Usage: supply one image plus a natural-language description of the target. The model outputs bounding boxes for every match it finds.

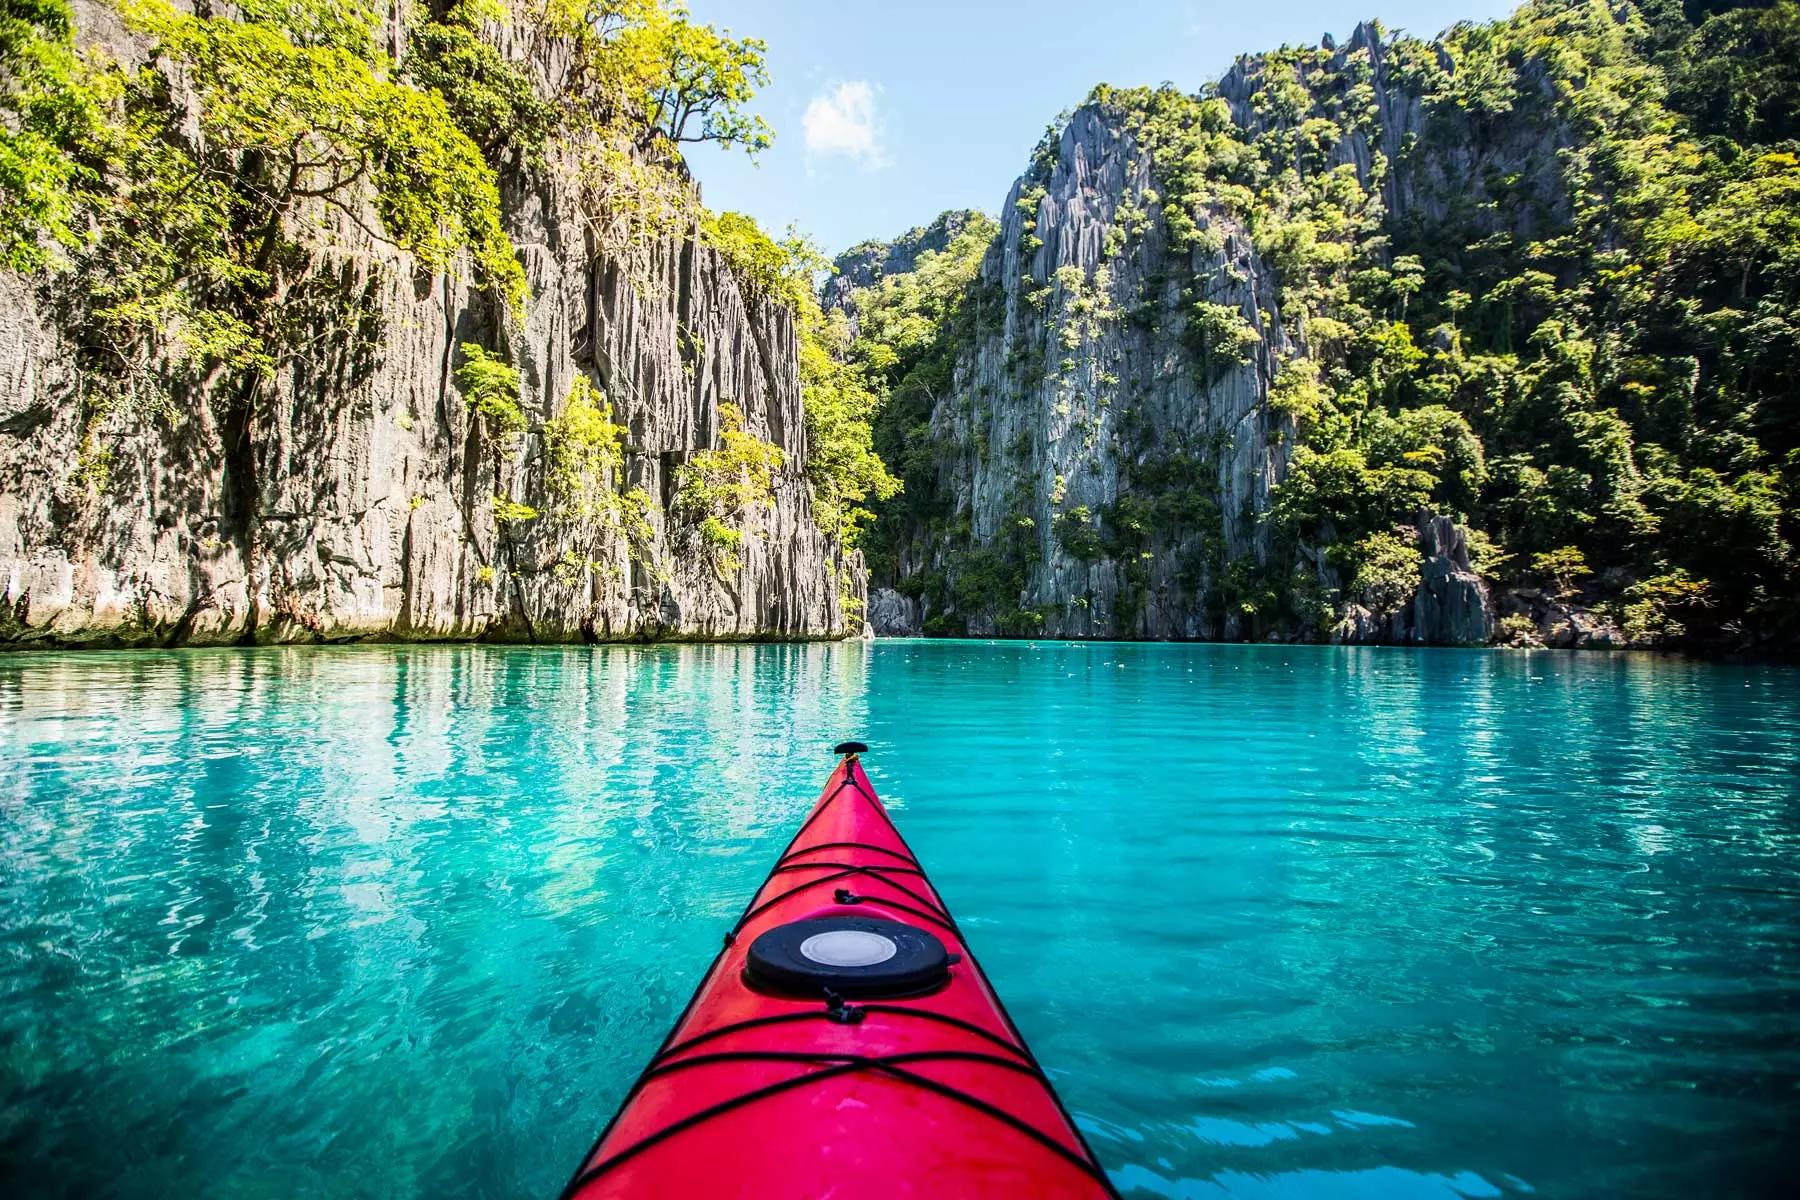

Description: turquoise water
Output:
[2,643,1797,1199]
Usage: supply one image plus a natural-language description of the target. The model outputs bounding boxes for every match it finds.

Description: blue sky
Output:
[682,0,1521,257]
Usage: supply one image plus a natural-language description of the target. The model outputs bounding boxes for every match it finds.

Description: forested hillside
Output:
[829,0,1799,653]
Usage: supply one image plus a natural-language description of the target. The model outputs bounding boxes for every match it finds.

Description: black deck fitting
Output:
[834,741,869,756]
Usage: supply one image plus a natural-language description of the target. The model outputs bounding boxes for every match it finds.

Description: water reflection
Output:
[1,644,875,1198]
[2,642,1797,1199]
[855,643,1800,1199]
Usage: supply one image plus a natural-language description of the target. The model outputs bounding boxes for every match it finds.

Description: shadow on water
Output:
[1,642,1796,1198]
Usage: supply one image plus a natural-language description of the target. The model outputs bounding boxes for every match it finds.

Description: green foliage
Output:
[701,210,821,305]
[543,376,624,500]
[1185,300,1261,380]
[1530,545,1592,597]
[1268,359,1327,427]
[0,0,782,491]
[687,207,903,551]
[1667,0,1800,143]
[1362,405,1488,516]
[674,402,784,574]
[527,0,771,161]
[1495,612,1540,646]
[455,344,525,437]
[837,211,1002,577]
[940,504,1046,635]
[543,0,773,258]
[0,0,539,465]
[1347,530,1424,616]
[797,292,900,544]
[0,0,85,270]
[492,496,540,523]
[698,515,743,560]
[404,2,557,161]
[542,375,654,555]
[1177,0,1800,646]
[136,0,527,309]
[1273,445,1435,542]
[1642,462,1786,602]
[1,0,70,56]
[1613,568,1711,644]
[599,0,771,154]
[1465,527,1513,577]
[1053,505,1104,561]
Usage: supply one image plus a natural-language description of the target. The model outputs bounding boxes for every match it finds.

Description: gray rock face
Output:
[1218,22,1566,241]
[865,587,921,637]
[865,21,1521,644]
[1332,604,1387,645]
[1332,514,1493,646]
[0,12,862,648]
[912,103,1291,640]
[1412,516,1493,646]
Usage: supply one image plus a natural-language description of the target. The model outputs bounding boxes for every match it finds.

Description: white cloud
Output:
[802,81,889,170]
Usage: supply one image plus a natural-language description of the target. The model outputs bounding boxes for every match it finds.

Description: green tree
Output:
[798,296,901,544]
[1531,546,1592,597]
[0,0,88,269]
[1669,0,1800,142]
[674,402,785,575]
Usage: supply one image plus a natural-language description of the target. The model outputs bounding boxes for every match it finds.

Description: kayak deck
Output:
[561,751,1117,1198]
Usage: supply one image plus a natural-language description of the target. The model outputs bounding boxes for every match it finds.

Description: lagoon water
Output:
[1,642,1797,1198]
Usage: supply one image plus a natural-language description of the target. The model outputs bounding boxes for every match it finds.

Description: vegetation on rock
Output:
[0,0,891,641]
[823,0,1800,653]
[674,402,784,575]
[832,213,1002,586]
[5,0,1796,651]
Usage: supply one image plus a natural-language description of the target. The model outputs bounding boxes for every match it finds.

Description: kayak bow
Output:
[561,743,1118,1199]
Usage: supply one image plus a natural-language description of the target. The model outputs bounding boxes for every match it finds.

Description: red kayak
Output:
[560,743,1118,1198]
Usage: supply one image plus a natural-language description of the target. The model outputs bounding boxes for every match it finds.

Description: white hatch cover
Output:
[798,928,898,968]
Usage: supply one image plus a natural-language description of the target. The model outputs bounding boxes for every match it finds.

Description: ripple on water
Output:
[1,642,1797,1199]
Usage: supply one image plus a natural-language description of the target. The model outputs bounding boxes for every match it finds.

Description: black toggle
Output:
[823,989,867,1024]
[745,916,953,999]
[833,741,869,756]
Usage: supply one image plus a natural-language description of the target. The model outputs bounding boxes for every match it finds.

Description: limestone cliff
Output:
[931,105,1292,640]
[850,22,1511,644]
[0,4,862,647]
